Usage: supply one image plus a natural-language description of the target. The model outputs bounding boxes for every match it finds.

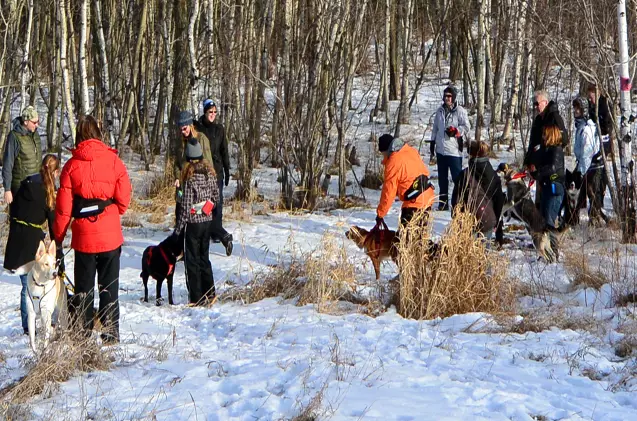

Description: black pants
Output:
[73,247,121,340]
[579,168,608,223]
[210,178,231,244]
[185,220,215,304]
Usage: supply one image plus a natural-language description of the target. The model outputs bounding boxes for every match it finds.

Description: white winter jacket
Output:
[431,103,471,158]
[574,117,602,174]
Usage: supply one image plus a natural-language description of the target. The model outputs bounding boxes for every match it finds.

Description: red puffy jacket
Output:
[53,139,132,253]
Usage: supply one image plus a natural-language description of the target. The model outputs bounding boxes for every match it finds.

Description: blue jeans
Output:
[436,154,463,209]
[540,183,564,229]
[20,274,28,331]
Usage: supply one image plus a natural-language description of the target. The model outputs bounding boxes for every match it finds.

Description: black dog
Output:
[141,233,182,306]
[563,169,584,227]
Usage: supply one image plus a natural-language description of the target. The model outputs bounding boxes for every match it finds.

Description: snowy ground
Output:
[1,75,637,420]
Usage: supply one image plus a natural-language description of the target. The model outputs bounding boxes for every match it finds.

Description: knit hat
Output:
[203,99,216,113]
[177,111,193,127]
[21,106,38,122]
[443,85,458,103]
[378,134,394,152]
[572,96,589,119]
[185,138,203,161]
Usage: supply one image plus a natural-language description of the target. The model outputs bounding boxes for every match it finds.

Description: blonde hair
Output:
[40,154,60,210]
[469,141,489,158]
[181,124,198,142]
[543,125,562,147]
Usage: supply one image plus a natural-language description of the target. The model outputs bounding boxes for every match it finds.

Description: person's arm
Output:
[113,157,132,215]
[599,96,613,134]
[376,158,400,218]
[556,113,569,148]
[175,179,195,234]
[2,132,19,191]
[219,125,231,182]
[53,164,73,245]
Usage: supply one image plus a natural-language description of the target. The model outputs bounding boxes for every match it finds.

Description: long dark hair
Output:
[40,154,60,210]
[75,115,103,145]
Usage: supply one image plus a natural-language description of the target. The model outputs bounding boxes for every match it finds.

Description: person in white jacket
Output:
[572,96,608,225]
[430,85,471,211]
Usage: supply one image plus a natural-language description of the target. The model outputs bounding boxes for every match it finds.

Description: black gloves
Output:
[224,169,230,186]
[375,216,384,225]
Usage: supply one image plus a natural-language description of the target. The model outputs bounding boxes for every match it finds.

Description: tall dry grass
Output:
[222,233,356,312]
[0,324,112,408]
[396,209,514,320]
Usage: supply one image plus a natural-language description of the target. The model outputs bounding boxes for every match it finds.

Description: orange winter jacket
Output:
[377,143,435,218]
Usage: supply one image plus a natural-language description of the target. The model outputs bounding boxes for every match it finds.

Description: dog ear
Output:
[35,241,46,260]
[47,240,56,257]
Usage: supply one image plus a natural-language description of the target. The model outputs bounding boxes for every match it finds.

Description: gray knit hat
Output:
[177,110,193,127]
[185,138,203,161]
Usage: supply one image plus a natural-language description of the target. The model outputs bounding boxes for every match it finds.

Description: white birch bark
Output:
[188,0,200,115]
[617,0,632,186]
[20,0,34,109]
[501,0,525,142]
[94,0,114,145]
[475,0,487,142]
[78,0,90,114]
[59,0,76,140]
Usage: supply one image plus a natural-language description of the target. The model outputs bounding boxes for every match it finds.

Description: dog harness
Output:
[146,246,175,276]
[366,219,390,260]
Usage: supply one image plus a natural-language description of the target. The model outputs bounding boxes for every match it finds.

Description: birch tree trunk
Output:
[93,0,114,145]
[501,0,525,144]
[188,0,200,115]
[59,0,76,140]
[20,0,34,109]
[78,0,90,114]
[394,0,414,137]
[474,0,488,143]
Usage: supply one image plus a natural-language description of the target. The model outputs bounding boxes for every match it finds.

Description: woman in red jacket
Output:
[53,115,132,344]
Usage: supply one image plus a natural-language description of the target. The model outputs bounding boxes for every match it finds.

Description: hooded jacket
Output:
[574,117,602,174]
[53,139,132,253]
[525,101,569,167]
[431,103,471,157]
[377,139,435,218]
[2,117,42,192]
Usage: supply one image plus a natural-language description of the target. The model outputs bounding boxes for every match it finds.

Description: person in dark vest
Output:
[194,99,233,256]
[3,155,64,335]
[53,115,132,344]
[2,106,43,205]
[174,138,220,305]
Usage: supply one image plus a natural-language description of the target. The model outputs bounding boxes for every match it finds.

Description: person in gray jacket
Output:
[430,85,471,210]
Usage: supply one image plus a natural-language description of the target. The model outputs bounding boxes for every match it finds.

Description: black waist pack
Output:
[72,196,115,219]
[404,174,433,201]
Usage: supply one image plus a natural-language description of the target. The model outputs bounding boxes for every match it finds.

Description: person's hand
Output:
[174,179,180,188]
[375,216,384,225]
[527,164,536,173]
[4,191,12,204]
[224,170,230,186]
[445,126,459,138]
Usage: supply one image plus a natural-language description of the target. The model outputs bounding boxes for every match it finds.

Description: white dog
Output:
[25,240,67,353]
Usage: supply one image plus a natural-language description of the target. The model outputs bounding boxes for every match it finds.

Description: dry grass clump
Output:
[563,251,607,291]
[495,307,602,335]
[222,233,356,312]
[396,209,514,320]
[0,326,112,406]
[121,212,143,228]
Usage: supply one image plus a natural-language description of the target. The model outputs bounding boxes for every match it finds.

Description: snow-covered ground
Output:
[1,74,637,420]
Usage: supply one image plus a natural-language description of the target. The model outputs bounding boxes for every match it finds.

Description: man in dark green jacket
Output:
[2,106,43,204]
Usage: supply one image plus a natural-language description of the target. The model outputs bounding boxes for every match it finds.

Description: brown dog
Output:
[346,226,398,280]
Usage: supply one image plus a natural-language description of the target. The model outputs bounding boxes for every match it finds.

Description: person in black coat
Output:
[525,91,568,208]
[3,154,64,335]
[194,99,233,256]
[452,141,505,243]
[532,125,565,253]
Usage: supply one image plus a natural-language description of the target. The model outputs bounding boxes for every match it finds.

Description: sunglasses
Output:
[533,101,539,107]
[444,94,453,98]
[207,110,217,115]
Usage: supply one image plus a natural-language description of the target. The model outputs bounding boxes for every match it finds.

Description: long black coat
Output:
[195,117,231,181]
[3,174,57,271]
[536,145,565,187]
[525,101,569,167]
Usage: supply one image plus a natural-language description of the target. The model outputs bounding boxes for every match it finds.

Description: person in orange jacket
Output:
[376,134,436,227]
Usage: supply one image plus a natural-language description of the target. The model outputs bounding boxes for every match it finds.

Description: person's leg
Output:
[20,274,28,333]
[73,250,97,334]
[96,247,121,343]
[200,221,216,301]
[436,154,450,210]
[184,223,204,304]
[448,156,463,212]
[210,177,233,255]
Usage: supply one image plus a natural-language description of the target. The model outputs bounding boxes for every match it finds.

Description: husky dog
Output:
[563,169,584,227]
[24,241,67,352]
[497,163,561,263]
